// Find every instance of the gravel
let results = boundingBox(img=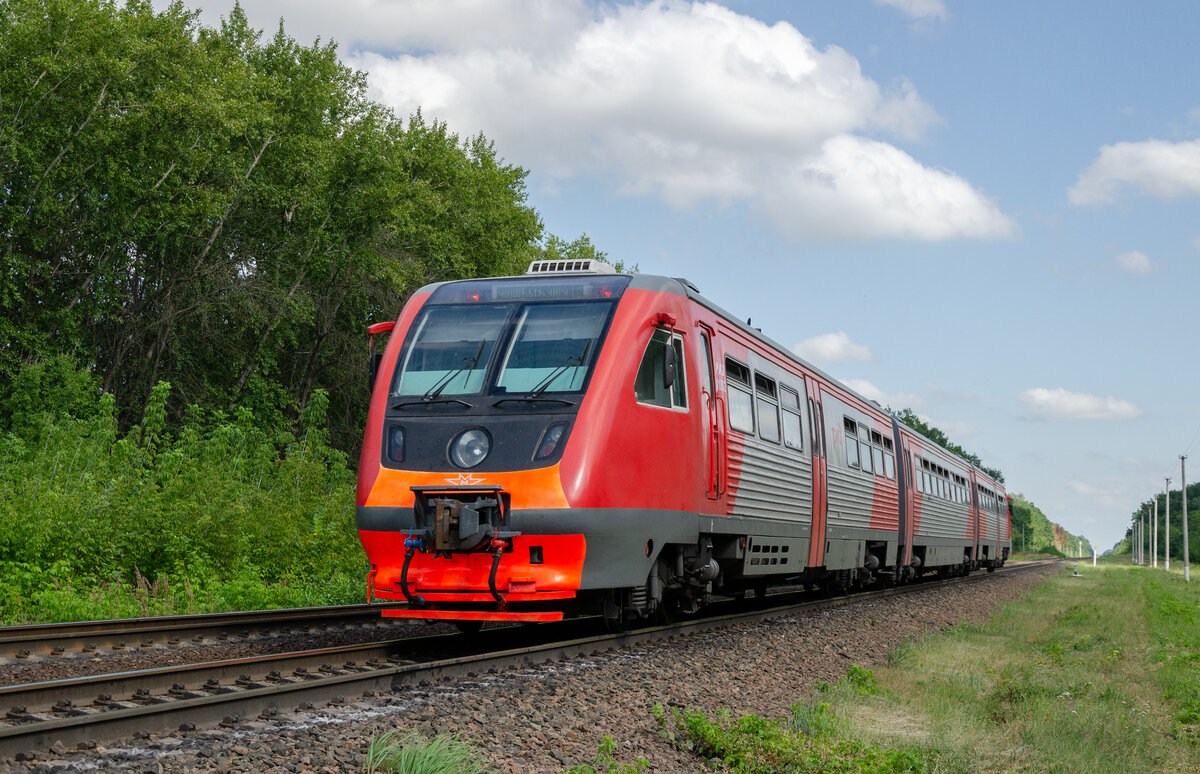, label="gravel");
[7,565,1053,773]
